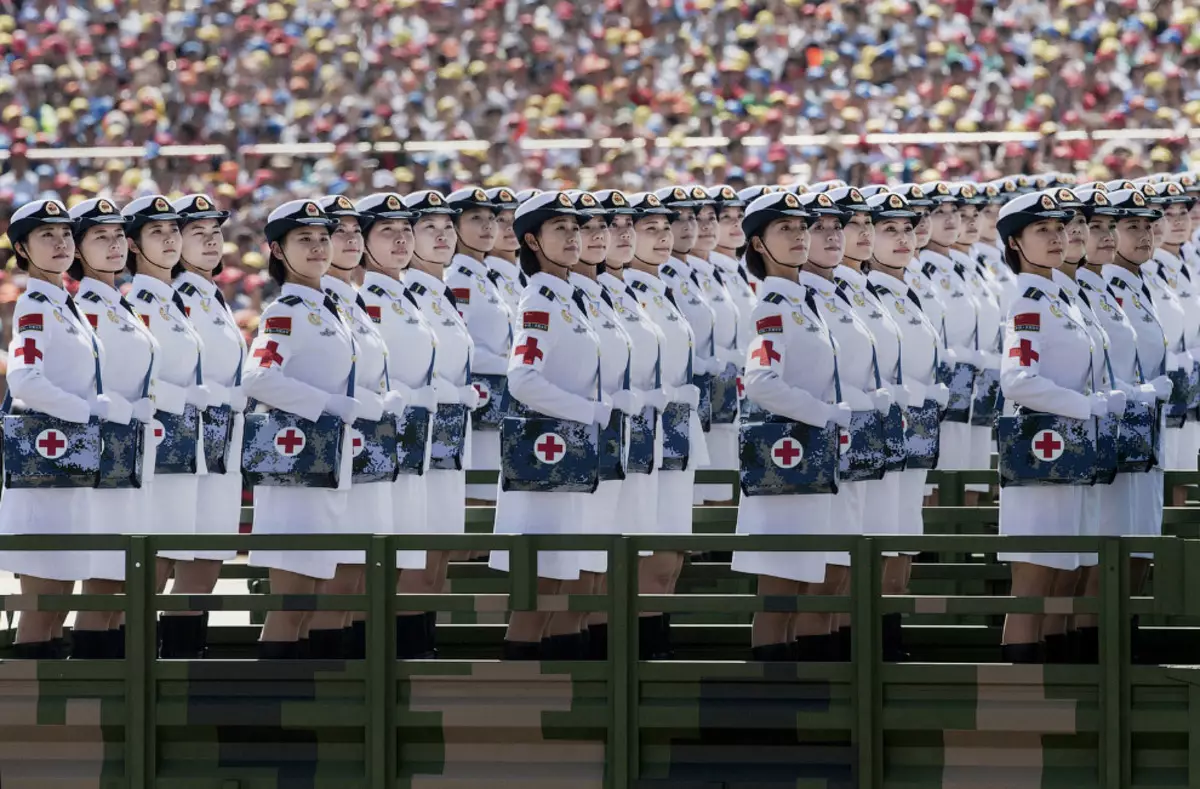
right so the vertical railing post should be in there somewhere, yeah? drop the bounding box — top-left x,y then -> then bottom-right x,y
852,537 -> 880,789
625,536 -> 640,782
125,535 -> 155,789
1099,536 -> 1130,789
608,534 -> 630,789
366,535 -> 388,789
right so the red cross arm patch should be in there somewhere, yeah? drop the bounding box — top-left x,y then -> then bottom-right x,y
252,340 -> 285,368
514,337 -> 545,366
13,337 -> 43,366
749,338 -> 782,368
1007,337 -> 1040,367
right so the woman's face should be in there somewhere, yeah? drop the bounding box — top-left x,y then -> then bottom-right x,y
330,216 -> 363,270
756,216 -> 809,267
927,203 -> 961,247
1189,199 -> 1200,229
365,218 -> 414,275
1115,217 -> 1155,264
1150,212 -> 1164,248
716,206 -> 746,250
1084,215 -> 1118,266
912,206 -> 933,248
805,216 -> 845,268
670,207 -> 698,251
180,219 -> 224,271
871,218 -> 917,269
579,217 -> 610,265
493,209 -> 519,254
1011,219 -> 1066,270
22,224 -> 74,274
956,205 -> 981,245
606,214 -> 636,266
979,203 -> 1001,238
1158,203 -> 1192,246
413,214 -> 456,264
843,212 -> 874,261
276,225 -> 332,280
456,206 -> 497,253
633,216 -> 674,265
79,223 -> 129,273
135,219 -> 181,269
1064,212 -> 1088,263
693,205 -> 718,253
531,215 -> 581,267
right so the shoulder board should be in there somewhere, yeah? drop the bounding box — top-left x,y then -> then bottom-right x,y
26,291 -> 49,302
763,292 -> 786,304
1022,288 -> 1045,301
456,265 -> 474,278
630,280 -> 650,293
921,261 -> 938,279
1108,277 -> 1128,290
538,285 -> 558,301
279,294 -> 304,306
366,284 -> 388,298
177,282 -> 200,298
661,264 -> 677,278
408,282 -> 427,296
80,291 -> 102,303
135,289 -> 155,303
834,276 -> 848,290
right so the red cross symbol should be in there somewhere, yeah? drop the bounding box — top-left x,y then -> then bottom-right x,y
474,381 -> 491,406
14,338 -> 42,365
152,420 -> 164,444
534,432 -> 566,464
771,437 -> 803,468
1033,430 -> 1064,461
736,376 -> 745,400
274,427 -> 306,456
1008,338 -> 1039,367
840,431 -> 850,455
36,429 -> 65,459
253,341 -> 284,368
350,428 -> 364,457
515,338 -> 544,366
750,339 -> 781,367
901,412 -> 909,432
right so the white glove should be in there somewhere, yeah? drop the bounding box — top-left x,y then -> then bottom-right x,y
1088,392 -> 1109,417
1149,375 -> 1174,401
1132,383 -> 1158,404
592,399 -> 614,426
410,386 -> 439,410
354,389 -> 385,421
185,384 -> 213,409
610,389 -> 644,414
715,345 -> 742,368
671,383 -> 702,410
89,393 -> 132,425
382,390 -> 405,414
432,377 -> 459,404
228,386 -> 248,411
942,347 -> 959,364
131,397 -> 155,424
827,402 -> 853,428
887,383 -> 909,409
324,394 -> 360,424
1168,351 -> 1192,372
704,356 -> 725,375
869,387 -> 894,414
457,384 -> 482,409
1105,389 -> 1127,416
639,388 -> 670,411
930,383 -> 951,408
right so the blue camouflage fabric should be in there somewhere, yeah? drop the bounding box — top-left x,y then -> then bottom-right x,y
468,372 -> 513,430
1117,400 -> 1158,473
153,404 -> 200,474
2,413 -> 101,488
499,415 -> 599,493
710,362 -> 739,424
1094,412 -> 1120,485
838,409 -> 887,482
738,408 -> 839,496
96,419 -> 144,489
969,367 -> 1002,427
692,371 -> 713,431
395,405 -> 431,476
904,399 -> 942,469
660,402 -> 691,471
627,406 -> 657,475
201,403 -> 235,474
937,360 -> 978,423
883,402 -> 907,472
241,408 -> 344,487
597,410 -> 626,482
1165,367 -> 1190,427
998,411 -> 1097,487
429,402 -> 469,471
350,413 -> 400,483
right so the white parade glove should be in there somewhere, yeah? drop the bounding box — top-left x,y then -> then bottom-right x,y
89,393 -> 132,425
671,383 -> 701,410
205,382 -> 230,407
1131,383 -> 1158,404
1105,389 -> 1127,416
886,383 -> 909,409
1149,375 -> 1174,401
610,389 -> 644,414
638,388 -> 670,411
869,387 -> 894,414
131,397 -> 155,424
324,394 -> 360,424
715,345 -> 742,368
185,384 -> 213,409
457,384 -> 483,409
228,386 -> 248,411
930,383 -> 951,407
592,399 -> 614,426
1088,392 -> 1109,417
828,402 -> 853,428
353,388 -> 385,421
942,347 -> 959,364
412,386 -> 439,410
432,378 -> 459,404
382,390 -> 405,414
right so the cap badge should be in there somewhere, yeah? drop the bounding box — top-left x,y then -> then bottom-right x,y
888,194 -> 904,209
1040,195 -> 1056,210
1132,192 -> 1146,206
195,196 -> 211,210
498,190 -> 514,202
849,188 -> 863,201
936,183 -> 949,195
580,193 -> 596,207
1057,189 -> 1075,201
672,187 -> 687,200
304,202 -> 320,216
784,193 -> 800,208
427,192 -> 442,205
1094,193 -> 1109,205
154,197 -> 170,212
557,193 -> 572,207
721,187 -> 735,199
817,194 -> 833,207
338,196 -> 353,209
44,201 -> 60,215
97,200 -> 114,214
691,186 -> 707,199
385,195 -> 401,210
473,188 -> 487,201
646,195 -> 661,207
611,192 -> 626,206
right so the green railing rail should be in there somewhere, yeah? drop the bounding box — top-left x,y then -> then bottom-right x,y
0,532 -> 1192,789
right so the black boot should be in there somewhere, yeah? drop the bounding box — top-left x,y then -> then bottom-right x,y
751,642 -> 793,662
1044,633 -> 1069,664
349,621 -> 366,660
424,612 -> 439,658
1001,642 -> 1044,664
540,633 -> 581,660
105,629 -> 125,660
158,617 -> 181,659
48,637 -> 68,659
586,624 -> 608,660
638,616 -> 662,660
160,616 -> 206,659
656,614 -> 674,659
196,612 -> 210,659
69,630 -> 109,659
258,640 -> 299,659
882,613 -> 907,662
13,641 -> 52,659
794,634 -> 831,662
396,615 -> 429,659
502,640 -> 541,660
1076,627 -> 1099,664
296,638 -> 311,659
308,629 -> 346,660
835,626 -> 852,662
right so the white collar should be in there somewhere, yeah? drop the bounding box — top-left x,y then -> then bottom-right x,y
799,269 -> 838,296
174,270 -> 217,297
486,255 -> 521,282
569,272 -> 603,298
362,270 -> 403,295
451,253 -> 488,278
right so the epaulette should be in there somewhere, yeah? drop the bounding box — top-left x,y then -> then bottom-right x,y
661,264 -> 677,278
456,265 -> 475,279
538,285 -> 558,301
177,282 -> 200,298
135,289 -> 155,303
1109,277 -> 1128,290
279,294 -> 304,306
763,292 -> 786,304
26,291 -> 48,302
1022,288 -> 1045,301
366,284 -> 388,298
921,261 -> 938,279
407,282 -> 427,296
80,291 -> 102,303
630,280 -> 650,293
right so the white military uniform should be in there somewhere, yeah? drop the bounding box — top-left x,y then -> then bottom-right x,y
485,254 -> 525,324
488,272 -> 603,580
1102,265 -> 1170,549
76,277 -> 159,580
360,271 -> 436,570
129,273 -> 209,562
626,267 -> 709,533
243,284 -> 355,579
731,275 -> 836,583
997,272 -> 1096,571
600,271 -> 666,545
570,272 -> 633,573
710,251 -> 756,351
1149,249 -> 1200,468
174,272 -> 246,562
404,268 -> 475,534
974,240 -> 1020,315
952,249 -> 1004,487
1139,254 -> 1192,469
869,269 -> 943,543
0,281 -> 102,580
324,275 -> 393,566
687,253 -> 743,488
446,253 -> 513,495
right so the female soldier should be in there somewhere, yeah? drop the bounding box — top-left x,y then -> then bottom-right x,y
976,182 -> 1020,313
0,199 -> 131,659
995,192 -> 1124,663
401,190 -> 481,656
244,200 -> 358,659
864,191 -> 950,660
67,199 -> 156,660
355,192 -> 443,659
484,187 -> 525,319
444,188 -> 512,505
797,190 -> 893,660
730,191 -> 852,661
623,191 -> 709,659
123,195 -> 213,659
170,193 -> 246,659
705,185 -> 755,349
486,192 -> 610,660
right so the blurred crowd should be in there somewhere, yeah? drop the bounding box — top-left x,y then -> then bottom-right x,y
0,0 -> 1197,333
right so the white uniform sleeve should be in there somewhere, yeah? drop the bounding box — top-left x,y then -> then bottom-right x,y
1000,300 -> 1091,419
241,304 -> 334,422
6,303 -> 90,424
448,280 -> 509,375
506,301 -> 596,424
741,306 -> 831,427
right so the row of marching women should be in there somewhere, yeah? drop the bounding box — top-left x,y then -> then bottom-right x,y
2,173 -> 1198,664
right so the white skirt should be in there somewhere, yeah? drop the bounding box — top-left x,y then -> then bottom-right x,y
87,488 -> 143,582
576,479 -> 622,574
826,480 -> 866,567
327,480 -> 393,566
997,485 -> 1087,570
149,475 -> 200,562
466,428 -> 499,501
657,468 -> 696,535
1163,425 -> 1190,470
193,415 -> 244,562
731,491 -> 833,584
422,469 -> 466,533
897,469 -> 928,539
966,425 -> 994,493
695,423 -> 738,503
862,473 -> 902,556
248,486 -> 351,580
936,421 -> 974,469
0,487 -> 94,581
1130,468 -> 1164,559
489,489 -> 584,581
391,473 -> 429,570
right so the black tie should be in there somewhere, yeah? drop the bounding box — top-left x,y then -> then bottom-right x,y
356,293 -> 369,312
323,295 -> 342,321
570,287 -> 588,317
518,272 -> 528,287
171,291 -> 190,318
119,296 -> 136,315
64,295 -> 82,323
214,288 -> 227,309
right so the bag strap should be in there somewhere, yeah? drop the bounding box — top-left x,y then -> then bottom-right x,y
806,289 -> 842,404
1133,350 -> 1145,385
1103,345 -> 1116,393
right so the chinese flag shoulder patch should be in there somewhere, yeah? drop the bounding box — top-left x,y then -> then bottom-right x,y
139,314 -> 151,327
451,287 -> 471,304
264,316 -> 292,336
523,310 -> 550,331
365,305 -> 382,323
17,313 -> 43,332
756,314 -> 784,334
1013,312 -> 1040,332
85,313 -> 99,329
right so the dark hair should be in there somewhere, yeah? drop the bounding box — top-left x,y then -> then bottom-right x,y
518,245 -> 541,277
12,243 -> 29,272
744,243 -> 767,281
268,253 -> 287,285
1003,242 -> 1021,273
595,262 -> 605,277
67,255 -> 83,281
